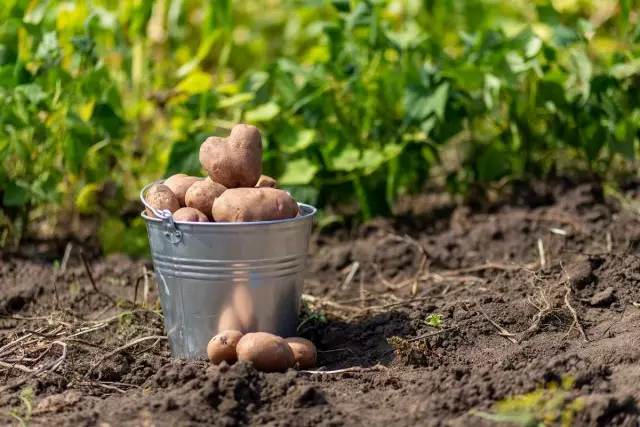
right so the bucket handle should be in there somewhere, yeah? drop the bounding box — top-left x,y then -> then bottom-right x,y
140,181 -> 183,244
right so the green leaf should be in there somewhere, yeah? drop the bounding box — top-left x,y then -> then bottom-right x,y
276,125 -> 316,153
360,149 -> 384,172
611,121 -> 636,160
23,0 -> 51,25
426,314 -> 443,328
484,74 -> 502,110
0,65 -> 15,87
218,93 -> 255,109
577,19 -> 594,39
385,23 -> 428,51
430,83 -> 450,120
404,82 -> 449,122
442,64 -> 484,92
275,78 -> 300,107
332,147 -> 360,172
421,117 -> 437,135
168,0 -> 185,36
386,156 -> 399,209
353,176 -> 372,221
75,184 -> 100,214
285,185 -> 319,206
3,182 -> 29,206
279,158 -> 318,185
15,83 -> 46,105
552,25 -> 580,47
567,51 -> 592,102
35,32 -> 61,66
582,124 -> 606,163
176,30 -> 221,78
245,102 -> 281,122
166,140 -> 202,176
346,1 -> 372,32
10,135 -> 30,163
610,59 -> 640,80
91,103 -> 125,139
476,145 -> 511,182
620,0 -> 631,37
524,36 -> 542,58
63,134 -> 88,175
129,0 -> 154,39
176,71 -> 213,95
244,71 -> 270,93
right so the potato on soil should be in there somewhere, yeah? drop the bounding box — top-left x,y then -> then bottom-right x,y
236,332 -> 295,372
164,175 -> 200,206
212,187 -> 299,222
145,184 -> 180,217
207,330 -> 244,364
173,207 -> 208,222
284,337 -> 317,369
256,175 -> 278,188
199,124 -> 263,188
185,179 -> 227,220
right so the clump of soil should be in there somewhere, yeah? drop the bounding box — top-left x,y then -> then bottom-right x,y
1,178 -> 640,426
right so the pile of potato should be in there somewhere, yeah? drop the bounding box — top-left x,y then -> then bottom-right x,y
207,330 -> 317,372
144,124 -> 299,222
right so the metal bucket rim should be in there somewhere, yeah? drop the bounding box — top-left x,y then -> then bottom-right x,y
140,179 -> 317,226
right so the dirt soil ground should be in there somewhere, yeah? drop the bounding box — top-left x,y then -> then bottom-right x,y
1,178 -> 640,426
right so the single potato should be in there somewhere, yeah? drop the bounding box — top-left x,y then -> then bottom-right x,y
185,179 -> 227,220
173,207 -> 208,222
284,337 -> 317,369
164,175 -> 200,207
236,332 -> 295,372
256,175 -> 278,188
145,184 -> 180,217
207,330 -> 244,364
212,188 -> 299,222
199,124 -> 263,188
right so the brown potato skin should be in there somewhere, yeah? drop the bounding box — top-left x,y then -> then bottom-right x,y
185,180 -> 227,220
173,207 -> 208,222
236,332 -> 295,372
284,337 -> 317,369
207,330 -> 244,364
256,175 -> 278,189
164,175 -> 200,207
199,124 -> 263,188
212,188 -> 299,222
145,184 -> 180,217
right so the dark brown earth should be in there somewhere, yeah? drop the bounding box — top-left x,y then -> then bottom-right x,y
1,178 -> 640,426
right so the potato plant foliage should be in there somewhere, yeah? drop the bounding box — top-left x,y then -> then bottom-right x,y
1,0 -> 638,254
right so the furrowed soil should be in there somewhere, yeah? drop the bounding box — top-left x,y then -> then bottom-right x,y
1,178 -> 639,426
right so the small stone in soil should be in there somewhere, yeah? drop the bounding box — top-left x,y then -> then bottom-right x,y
590,287 -> 615,307
567,259 -> 594,289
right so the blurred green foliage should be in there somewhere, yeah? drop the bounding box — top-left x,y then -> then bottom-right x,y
0,0 -> 638,254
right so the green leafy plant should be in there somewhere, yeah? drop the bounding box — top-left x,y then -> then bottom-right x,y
297,301 -> 328,333
1,0 -> 638,254
8,386 -> 34,426
425,314 -> 443,328
471,376 -> 585,427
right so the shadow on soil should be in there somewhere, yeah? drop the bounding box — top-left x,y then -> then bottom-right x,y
301,310 -> 412,369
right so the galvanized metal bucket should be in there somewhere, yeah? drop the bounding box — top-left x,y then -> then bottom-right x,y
140,180 -> 317,359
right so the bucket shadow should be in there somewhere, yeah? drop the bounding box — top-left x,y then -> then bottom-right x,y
299,310 -> 412,369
